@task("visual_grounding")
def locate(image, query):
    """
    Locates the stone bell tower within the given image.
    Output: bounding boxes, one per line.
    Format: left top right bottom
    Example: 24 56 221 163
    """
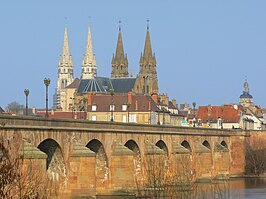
56 25 74 109
111 22 129 78
134 21 158 95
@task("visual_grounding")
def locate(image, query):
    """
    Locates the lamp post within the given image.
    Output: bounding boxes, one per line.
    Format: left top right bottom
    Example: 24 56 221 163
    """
70 97 75 119
192 102 196 127
24 89 30 116
43 78 51 118
110 89 114 122
127 103 130 123
83 98 87 120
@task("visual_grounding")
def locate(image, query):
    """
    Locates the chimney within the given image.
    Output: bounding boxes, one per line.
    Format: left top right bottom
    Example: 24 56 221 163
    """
88 92 93 106
148 100 151 111
127 91 133 105
207 104 212 115
151 92 158 104
135 100 138 111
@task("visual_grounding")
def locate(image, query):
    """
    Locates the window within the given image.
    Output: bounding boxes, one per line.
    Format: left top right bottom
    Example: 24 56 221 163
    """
122 115 127 123
122 105 127 111
129 114 137 123
110 105 115 111
218 118 222 126
92 105 97 111
91 115 97 121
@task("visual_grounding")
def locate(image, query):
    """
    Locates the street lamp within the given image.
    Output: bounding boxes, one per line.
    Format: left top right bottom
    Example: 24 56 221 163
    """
43 78 51 118
192 102 196 127
110 89 114 122
127 102 131 123
70 97 75 119
24 89 30 116
83 98 87 120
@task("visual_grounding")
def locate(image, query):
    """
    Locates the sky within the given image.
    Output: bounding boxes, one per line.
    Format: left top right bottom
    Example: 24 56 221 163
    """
1 0 266 109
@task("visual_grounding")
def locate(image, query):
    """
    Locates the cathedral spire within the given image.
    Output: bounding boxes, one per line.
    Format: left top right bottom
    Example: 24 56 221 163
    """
140 20 156 66
59 26 73 67
81 23 97 79
56 24 74 110
143 19 153 59
111 21 129 78
135 21 158 95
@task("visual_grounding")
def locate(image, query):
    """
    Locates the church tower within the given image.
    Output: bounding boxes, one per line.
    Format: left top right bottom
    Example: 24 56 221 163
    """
81 23 97 79
240 79 253 107
111 23 129 78
56 25 74 109
134 22 158 94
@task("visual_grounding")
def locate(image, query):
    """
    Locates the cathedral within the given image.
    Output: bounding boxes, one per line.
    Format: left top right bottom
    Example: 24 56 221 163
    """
54 22 159 111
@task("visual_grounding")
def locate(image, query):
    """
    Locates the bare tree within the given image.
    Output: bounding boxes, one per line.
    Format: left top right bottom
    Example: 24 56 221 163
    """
135 153 196 199
245 137 266 176
6 101 24 114
0 137 60 199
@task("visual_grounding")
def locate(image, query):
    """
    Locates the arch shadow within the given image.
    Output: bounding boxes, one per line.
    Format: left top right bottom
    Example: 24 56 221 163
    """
181 140 192 152
155 140 169 155
202 140 211 150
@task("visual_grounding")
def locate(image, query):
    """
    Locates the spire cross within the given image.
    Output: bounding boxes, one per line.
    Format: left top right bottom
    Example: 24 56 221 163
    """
119 20 122 31
147 19 150 31
64 17 68 26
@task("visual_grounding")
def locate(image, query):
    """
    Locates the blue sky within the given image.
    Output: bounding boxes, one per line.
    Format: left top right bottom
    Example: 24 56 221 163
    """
1 1 266 109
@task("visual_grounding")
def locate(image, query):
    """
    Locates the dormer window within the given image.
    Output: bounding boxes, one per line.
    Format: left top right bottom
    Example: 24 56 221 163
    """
122 105 127 111
92 105 97 111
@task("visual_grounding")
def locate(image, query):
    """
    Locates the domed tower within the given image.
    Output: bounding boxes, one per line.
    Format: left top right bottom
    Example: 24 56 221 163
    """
240 80 253 107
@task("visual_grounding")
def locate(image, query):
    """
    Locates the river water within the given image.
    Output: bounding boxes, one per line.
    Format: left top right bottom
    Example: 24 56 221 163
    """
96 178 266 199
231 178 266 199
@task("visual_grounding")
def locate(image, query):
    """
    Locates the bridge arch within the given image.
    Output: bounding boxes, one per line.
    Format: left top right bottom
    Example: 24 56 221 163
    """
155 140 169 155
37 139 66 182
221 140 228 149
181 140 192 152
86 139 109 184
124 139 142 177
125 140 141 155
202 140 211 150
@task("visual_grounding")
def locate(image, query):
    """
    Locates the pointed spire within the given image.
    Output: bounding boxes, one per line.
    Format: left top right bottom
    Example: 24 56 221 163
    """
83 23 96 66
59 25 73 67
114 26 125 63
81 22 97 79
143 27 153 58
111 21 129 78
140 20 156 65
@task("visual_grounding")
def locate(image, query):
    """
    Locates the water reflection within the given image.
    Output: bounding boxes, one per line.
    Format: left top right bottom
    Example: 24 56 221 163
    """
236 178 266 199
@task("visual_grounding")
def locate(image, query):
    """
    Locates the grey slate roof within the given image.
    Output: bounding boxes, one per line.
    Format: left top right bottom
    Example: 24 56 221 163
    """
111 78 136 93
0 106 4 113
77 76 136 94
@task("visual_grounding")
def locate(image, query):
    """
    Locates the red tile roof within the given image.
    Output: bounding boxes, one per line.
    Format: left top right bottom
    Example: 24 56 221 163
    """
197 104 242 123
87 93 159 112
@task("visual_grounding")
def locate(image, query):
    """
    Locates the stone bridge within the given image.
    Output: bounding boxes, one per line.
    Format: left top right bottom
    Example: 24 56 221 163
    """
0 115 248 198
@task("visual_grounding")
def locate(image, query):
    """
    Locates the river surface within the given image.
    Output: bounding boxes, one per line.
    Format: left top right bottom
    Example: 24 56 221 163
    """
230 178 266 199
96 178 266 199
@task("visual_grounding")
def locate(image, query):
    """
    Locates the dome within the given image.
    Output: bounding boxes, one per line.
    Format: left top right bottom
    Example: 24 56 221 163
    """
240 92 253 99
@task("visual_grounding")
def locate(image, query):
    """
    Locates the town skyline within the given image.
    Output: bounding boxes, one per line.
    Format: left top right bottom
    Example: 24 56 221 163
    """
1 1 266 109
